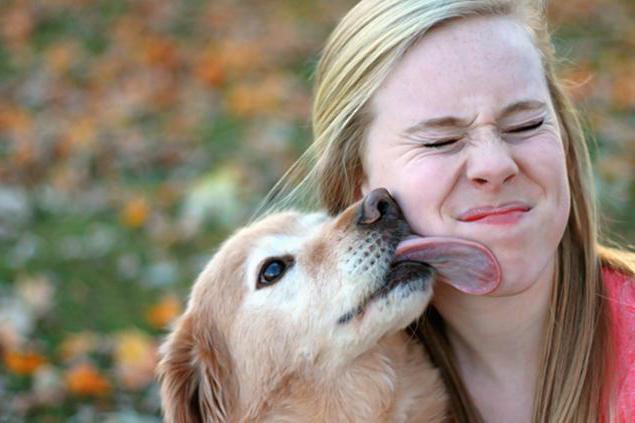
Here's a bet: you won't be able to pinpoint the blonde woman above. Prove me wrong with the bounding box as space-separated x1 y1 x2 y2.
269 0 635 421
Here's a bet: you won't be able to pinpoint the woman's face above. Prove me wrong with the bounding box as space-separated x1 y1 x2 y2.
362 16 571 296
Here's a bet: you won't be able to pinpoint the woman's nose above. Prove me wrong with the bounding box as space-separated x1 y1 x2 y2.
465 136 519 189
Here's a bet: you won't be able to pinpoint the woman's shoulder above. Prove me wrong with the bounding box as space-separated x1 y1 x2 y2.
602 264 635 367
600 245 635 310
603 266 635 306
602 264 635 349
601 265 635 421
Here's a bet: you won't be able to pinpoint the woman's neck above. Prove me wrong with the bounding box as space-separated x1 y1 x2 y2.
432 257 555 422
433 256 554 384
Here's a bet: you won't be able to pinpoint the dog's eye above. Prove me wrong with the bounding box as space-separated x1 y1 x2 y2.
257 256 294 289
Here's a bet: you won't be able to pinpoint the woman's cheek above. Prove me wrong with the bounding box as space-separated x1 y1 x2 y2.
518 136 569 201
391 156 456 237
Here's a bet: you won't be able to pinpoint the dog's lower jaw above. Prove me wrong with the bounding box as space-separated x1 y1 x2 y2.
247 331 447 422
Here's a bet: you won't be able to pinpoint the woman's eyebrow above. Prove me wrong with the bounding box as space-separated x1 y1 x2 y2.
401 99 547 137
498 99 547 119
401 115 476 136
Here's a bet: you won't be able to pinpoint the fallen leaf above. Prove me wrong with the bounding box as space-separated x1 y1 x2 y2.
113 330 157 390
58 332 99 362
65 362 111 397
120 197 150 229
16 274 54 317
226 74 288 118
3 349 47 375
146 296 181 329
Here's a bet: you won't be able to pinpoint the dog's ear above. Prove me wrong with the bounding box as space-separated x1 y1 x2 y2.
157 314 237 423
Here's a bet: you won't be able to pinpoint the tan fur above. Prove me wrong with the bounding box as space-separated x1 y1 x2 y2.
252 332 446 422
158 208 447 422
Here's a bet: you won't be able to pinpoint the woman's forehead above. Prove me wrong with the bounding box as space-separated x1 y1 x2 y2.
371 15 549 124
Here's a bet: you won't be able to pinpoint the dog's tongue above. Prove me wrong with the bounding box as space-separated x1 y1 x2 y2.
395 236 501 295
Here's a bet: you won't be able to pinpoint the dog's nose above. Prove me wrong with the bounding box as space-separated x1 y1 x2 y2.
358 188 401 225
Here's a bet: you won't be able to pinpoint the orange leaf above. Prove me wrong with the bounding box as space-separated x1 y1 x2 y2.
64 117 96 149
0 107 31 132
120 197 149 228
1 4 34 46
217 40 264 75
548 0 597 24
146 296 182 329
226 75 287 118
193 40 264 87
611 66 635 110
142 36 179 69
194 50 225 87
46 41 77 75
65 363 111 397
3 350 47 375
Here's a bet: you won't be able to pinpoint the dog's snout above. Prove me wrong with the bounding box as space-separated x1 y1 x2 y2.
358 188 401 226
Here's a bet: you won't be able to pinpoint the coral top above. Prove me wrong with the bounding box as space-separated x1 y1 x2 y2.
604 267 635 421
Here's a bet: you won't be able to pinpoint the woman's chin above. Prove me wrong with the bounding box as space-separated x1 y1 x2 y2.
487 255 557 298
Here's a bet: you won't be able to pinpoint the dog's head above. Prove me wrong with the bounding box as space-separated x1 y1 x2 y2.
157 189 500 422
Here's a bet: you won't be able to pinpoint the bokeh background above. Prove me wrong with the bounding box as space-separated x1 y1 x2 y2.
0 0 633 421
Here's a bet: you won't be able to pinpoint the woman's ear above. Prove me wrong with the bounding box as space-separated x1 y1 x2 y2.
157 314 237 423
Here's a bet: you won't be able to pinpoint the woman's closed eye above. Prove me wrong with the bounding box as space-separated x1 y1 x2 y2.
505 118 544 134
421 138 462 148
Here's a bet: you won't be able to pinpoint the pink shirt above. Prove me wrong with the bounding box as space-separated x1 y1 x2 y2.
604 267 635 421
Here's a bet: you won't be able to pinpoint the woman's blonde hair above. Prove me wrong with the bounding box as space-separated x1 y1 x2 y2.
262 0 634 421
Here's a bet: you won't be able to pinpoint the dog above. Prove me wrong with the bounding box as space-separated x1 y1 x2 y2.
157 188 500 422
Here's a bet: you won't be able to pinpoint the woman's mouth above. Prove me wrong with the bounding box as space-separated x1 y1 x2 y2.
458 203 531 224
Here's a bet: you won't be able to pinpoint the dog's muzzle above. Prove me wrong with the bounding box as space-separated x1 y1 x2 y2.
336 189 433 325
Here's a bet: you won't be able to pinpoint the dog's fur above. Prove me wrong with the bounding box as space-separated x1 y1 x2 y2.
157 197 447 422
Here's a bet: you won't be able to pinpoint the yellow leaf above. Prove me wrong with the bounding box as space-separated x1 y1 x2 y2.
114 330 157 390
114 331 154 366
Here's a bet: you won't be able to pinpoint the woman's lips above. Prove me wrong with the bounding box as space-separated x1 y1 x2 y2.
458 203 531 224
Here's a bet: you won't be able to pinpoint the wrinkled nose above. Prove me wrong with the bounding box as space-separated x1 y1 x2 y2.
358 188 402 226
466 137 519 189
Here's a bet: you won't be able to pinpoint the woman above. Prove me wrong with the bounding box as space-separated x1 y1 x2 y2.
269 0 635 421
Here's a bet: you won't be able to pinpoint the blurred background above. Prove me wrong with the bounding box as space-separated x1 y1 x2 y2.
0 0 633 420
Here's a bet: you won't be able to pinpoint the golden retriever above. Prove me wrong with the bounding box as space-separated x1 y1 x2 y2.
157 188 500 422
